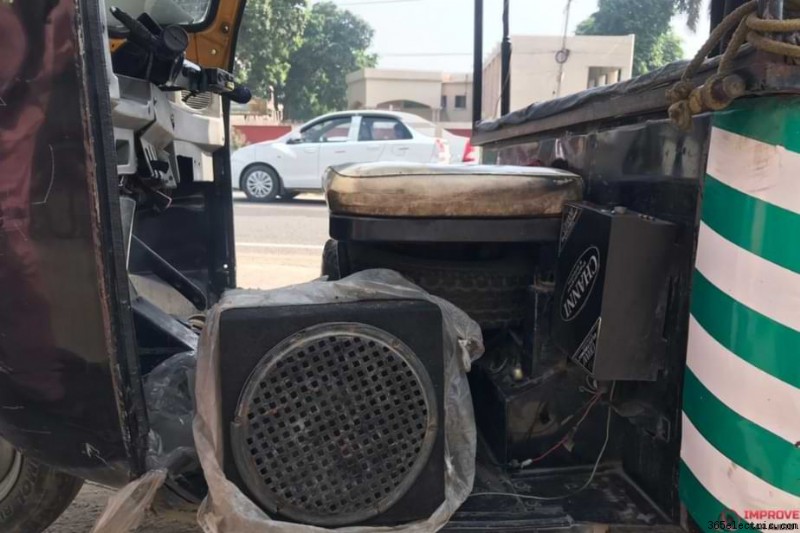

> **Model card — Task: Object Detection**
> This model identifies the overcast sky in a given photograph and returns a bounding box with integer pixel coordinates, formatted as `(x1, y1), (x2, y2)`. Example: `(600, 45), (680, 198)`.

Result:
(314, 0), (711, 73)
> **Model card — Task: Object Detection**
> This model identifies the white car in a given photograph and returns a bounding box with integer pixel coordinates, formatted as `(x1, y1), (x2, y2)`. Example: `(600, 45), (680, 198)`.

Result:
(231, 111), (453, 201)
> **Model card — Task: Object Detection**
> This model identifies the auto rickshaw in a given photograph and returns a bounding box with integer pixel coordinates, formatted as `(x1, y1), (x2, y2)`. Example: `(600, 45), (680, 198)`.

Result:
(0, 0), (797, 531)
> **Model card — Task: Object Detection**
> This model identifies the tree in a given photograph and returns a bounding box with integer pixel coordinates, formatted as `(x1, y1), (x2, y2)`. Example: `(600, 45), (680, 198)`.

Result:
(674, 0), (703, 32)
(282, 2), (377, 120)
(576, 0), (687, 75)
(651, 29), (684, 71)
(234, 0), (308, 100)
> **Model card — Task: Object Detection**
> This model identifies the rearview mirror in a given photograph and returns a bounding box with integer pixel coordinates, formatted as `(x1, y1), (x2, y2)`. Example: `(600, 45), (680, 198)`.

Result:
(286, 136), (304, 145)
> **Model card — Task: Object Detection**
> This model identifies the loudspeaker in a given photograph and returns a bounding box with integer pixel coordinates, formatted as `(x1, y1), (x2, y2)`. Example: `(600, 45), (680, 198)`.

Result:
(218, 299), (445, 527)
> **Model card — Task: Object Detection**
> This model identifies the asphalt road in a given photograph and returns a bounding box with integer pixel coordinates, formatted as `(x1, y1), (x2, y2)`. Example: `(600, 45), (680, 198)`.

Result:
(46, 193), (330, 532)
(232, 192), (330, 289)
(233, 192), (329, 250)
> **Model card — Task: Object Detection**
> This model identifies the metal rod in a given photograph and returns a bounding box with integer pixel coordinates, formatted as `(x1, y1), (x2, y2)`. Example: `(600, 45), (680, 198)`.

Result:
(501, 0), (511, 116)
(758, 0), (784, 46)
(472, 0), (484, 127)
(758, 0), (783, 19)
(718, 0), (750, 54)
(555, 0), (573, 98)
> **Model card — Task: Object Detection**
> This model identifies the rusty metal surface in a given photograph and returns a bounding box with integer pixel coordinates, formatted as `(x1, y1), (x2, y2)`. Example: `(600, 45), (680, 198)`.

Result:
(482, 115), (710, 521)
(0, 0), (143, 485)
(325, 163), (584, 218)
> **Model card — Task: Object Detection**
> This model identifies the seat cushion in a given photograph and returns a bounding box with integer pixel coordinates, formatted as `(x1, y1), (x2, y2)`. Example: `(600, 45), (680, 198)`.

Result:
(324, 162), (583, 218)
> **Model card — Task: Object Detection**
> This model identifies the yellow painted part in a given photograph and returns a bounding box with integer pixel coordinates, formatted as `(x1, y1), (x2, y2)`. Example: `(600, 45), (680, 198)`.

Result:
(108, 0), (244, 69)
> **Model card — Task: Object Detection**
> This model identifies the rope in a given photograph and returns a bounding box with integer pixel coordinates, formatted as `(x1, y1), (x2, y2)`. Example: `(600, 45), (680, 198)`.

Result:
(668, 0), (800, 129)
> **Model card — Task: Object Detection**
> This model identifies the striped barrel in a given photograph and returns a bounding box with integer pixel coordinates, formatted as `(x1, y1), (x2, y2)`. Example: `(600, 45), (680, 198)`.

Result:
(680, 97), (800, 528)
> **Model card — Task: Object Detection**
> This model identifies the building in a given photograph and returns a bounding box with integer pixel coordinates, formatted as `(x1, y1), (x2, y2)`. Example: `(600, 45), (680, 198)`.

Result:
(482, 34), (635, 119)
(346, 34), (633, 127)
(346, 69), (473, 126)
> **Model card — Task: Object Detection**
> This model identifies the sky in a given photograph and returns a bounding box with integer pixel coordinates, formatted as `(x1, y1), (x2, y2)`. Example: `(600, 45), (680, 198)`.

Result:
(313, 0), (711, 73)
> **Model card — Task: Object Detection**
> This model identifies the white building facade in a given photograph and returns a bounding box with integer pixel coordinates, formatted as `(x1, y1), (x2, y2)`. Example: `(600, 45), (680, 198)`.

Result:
(482, 34), (635, 119)
(346, 69), (474, 126)
(346, 34), (635, 126)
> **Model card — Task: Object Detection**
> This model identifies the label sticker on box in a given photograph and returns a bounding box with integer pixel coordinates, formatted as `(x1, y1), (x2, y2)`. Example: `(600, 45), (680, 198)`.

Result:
(572, 318), (601, 373)
(559, 204), (581, 252)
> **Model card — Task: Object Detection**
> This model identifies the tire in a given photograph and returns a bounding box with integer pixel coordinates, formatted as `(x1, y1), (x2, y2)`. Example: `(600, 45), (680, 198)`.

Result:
(321, 239), (341, 279)
(343, 243), (535, 330)
(241, 164), (280, 202)
(0, 439), (84, 533)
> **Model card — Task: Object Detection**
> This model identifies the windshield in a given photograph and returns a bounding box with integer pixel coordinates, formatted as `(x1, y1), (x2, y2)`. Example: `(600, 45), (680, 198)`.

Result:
(107, 0), (214, 29)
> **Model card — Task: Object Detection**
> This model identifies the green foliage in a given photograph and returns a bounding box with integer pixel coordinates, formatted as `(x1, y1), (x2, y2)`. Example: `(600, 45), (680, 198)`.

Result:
(576, 0), (687, 75)
(651, 29), (684, 71)
(235, 0), (308, 100)
(282, 2), (378, 120)
(674, 0), (703, 32)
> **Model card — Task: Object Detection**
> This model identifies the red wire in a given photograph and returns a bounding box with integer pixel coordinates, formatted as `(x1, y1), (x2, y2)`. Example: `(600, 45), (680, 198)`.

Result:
(527, 392), (601, 464)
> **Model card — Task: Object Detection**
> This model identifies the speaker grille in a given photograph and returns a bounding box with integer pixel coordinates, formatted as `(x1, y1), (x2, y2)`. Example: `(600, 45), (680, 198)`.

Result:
(231, 323), (438, 526)
(180, 90), (213, 110)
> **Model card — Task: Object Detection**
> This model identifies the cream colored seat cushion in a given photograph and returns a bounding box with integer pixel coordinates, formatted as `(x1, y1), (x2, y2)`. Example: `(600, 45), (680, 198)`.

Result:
(324, 163), (583, 218)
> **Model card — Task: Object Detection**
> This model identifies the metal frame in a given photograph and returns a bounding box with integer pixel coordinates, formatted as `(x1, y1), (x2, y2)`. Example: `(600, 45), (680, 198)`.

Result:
(472, 0), (511, 126)
(330, 214), (561, 243)
(472, 0), (483, 126)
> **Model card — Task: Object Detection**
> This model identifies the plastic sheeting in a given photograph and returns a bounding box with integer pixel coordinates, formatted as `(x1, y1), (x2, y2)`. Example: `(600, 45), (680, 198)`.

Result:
(194, 269), (484, 533)
(144, 350), (197, 456)
(91, 352), (200, 531)
(92, 469), (168, 533)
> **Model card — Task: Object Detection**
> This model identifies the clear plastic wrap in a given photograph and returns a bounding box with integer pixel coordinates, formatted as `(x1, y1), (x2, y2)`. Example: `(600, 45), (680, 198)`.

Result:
(93, 269), (483, 532)
(91, 469), (168, 533)
(193, 269), (484, 533)
(144, 350), (197, 456)
(92, 352), (200, 531)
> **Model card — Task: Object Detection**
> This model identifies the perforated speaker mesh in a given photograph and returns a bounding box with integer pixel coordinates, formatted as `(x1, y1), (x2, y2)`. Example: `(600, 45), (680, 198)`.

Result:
(231, 323), (438, 527)
(180, 90), (213, 110)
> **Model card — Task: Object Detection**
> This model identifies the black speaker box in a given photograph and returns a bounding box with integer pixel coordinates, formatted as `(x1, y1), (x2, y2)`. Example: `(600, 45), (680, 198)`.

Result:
(218, 298), (445, 527)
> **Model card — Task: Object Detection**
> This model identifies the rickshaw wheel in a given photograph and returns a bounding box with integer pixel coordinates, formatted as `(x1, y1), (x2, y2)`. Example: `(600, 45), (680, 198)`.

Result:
(0, 439), (83, 533)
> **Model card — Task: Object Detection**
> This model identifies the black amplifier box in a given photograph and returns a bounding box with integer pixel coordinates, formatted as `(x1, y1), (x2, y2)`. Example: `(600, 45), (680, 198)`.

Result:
(552, 203), (676, 381)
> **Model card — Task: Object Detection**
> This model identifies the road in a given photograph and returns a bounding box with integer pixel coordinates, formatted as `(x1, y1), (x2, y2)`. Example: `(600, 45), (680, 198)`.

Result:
(233, 192), (329, 289)
(46, 193), (330, 532)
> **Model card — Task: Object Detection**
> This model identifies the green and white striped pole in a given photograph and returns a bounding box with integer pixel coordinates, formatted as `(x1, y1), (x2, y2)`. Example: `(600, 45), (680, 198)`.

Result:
(680, 97), (800, 529)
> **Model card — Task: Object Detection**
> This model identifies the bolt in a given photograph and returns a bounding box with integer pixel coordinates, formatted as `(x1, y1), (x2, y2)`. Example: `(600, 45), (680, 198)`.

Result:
(705, 74), (746, 111)
(721, 74), (746, 99)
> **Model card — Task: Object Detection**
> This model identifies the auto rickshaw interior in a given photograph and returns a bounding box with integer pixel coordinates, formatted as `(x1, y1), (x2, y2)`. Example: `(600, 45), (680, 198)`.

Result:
(105, 0), (690, 528)
(2, 0), (723, 529)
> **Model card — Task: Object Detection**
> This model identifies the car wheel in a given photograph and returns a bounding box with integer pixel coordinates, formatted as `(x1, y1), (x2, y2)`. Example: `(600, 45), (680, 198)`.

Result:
(0, 438), (84, 533)
(241, 165), (280, 202)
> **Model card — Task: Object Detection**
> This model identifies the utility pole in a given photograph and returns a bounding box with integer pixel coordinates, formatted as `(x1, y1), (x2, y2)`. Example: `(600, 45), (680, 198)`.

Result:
(500, 0), (511, 116)
(472, 0), (484, 127)
(555, 0), (573, 98)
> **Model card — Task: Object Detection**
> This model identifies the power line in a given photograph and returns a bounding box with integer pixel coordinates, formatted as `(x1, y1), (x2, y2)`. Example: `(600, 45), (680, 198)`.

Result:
(379, 51), (564, 57)
(380, 52), (473, 56)
(337, 0), (424, 6)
